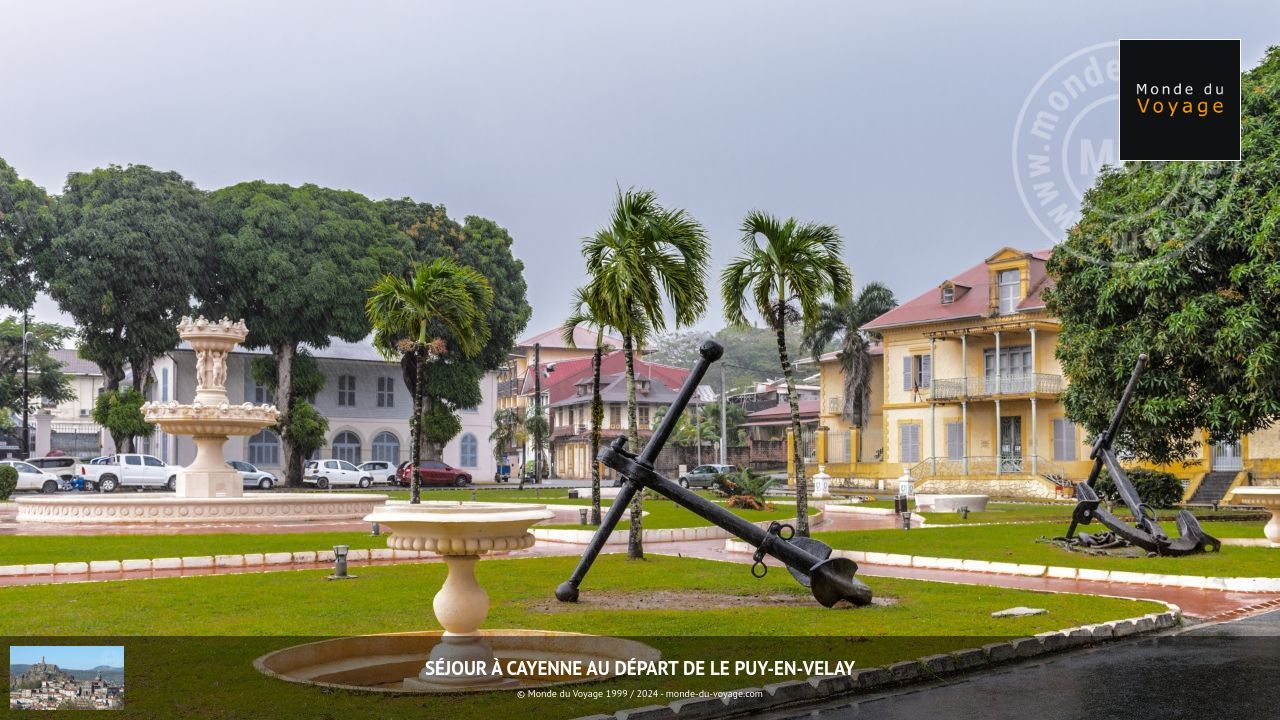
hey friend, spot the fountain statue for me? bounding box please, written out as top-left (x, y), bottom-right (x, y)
top-left (142, 317), bottom-right (280, 498)
top-left (15, 316), bottom-right (387, 524)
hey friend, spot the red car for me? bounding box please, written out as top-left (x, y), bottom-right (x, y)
top-left (397, 460), bottom-right (473, 487)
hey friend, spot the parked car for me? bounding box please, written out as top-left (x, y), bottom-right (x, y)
top-left (0, 459), bottom-right (62, 494)
top-left (358, 460), bottom-right (398, 485)
top-left (23, 456), bottom-right (79, 481)
top-left (304, 459), bottom-right (374, 489)
top-left (678, 463), bottom-right (735, 489)
top-left (79, 454), bottom-right (180, 492)
top-left (397, 460), bottom-right (472, 487)
top-left (227, 460), bottom-right (275, 490)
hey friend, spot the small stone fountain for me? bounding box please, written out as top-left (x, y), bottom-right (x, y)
top-left (1227, 487), bottom-right (1280, 545)
top-left (255, 501), bottom-right (659, 693)
top-left (16, 317), bottom-right (387, 524)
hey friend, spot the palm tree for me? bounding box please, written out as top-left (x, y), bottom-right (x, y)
top-left (722, 211), bottom-right (852, 537)
top-left (582, 187), bottom-right (709, 559)
top-left (366, 258), bottom-right (493, 504)
top-left (489, 407), bottom-right (520, 472)
top-left (562, 286), bottom-right (617, 526)
top-left (802, 282), bottom-right (897, 460)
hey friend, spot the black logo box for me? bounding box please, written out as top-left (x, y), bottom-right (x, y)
top-left (1119, 39), bottom-right (1240, 161)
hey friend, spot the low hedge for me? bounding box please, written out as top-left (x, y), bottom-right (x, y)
top-left (0, 464), bottom-right (17, 501)
top-left (1094, 467), bottom-right (1183, 508)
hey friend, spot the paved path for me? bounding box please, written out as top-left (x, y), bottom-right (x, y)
top-left (763, 609), bottom-right (1280, 720)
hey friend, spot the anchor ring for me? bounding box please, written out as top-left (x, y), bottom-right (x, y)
top-left (751, 561), bottom-right (768, 578)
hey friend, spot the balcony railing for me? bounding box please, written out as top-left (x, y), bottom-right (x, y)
top-left (930, 373), bottom-right (1064, 401)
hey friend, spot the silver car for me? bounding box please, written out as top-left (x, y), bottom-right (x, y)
top-left (678, 464), bottom-right (735, 489)
top-left (227, 460), bottom-right (276, 490)
top-left (358, 460), bottom-right (398, 485)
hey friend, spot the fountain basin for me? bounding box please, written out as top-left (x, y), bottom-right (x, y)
top-left (255, 630), bottom-right (661, 694)
top-left (15, 492), bottom-right (388, 524)
top-left (1227, 487), bottom-right (1280, 545)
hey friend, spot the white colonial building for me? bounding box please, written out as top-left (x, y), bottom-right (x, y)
top-left (46, 339), bottom-right (499, 482)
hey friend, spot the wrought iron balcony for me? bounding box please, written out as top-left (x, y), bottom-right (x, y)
top-left (929, 373), bottom-right (1064, 402)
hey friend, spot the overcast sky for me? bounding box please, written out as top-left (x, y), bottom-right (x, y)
top-left (4, 1), bottom-right (1276, 337)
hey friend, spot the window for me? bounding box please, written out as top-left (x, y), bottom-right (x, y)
top-left (941, 286), bottom-right (954, 304)
top-left (371, 431), bottom-right (400, 464)
top-left (460, 433), bottom-right (478, 468)
top-left (143, 456), bottom-right (164, 467)
top-left (125, 456), bottom-right (142, 466)
top-left (338, 460), bottom-right (358, 472)
top-left (161, 368), bottom-right (170, 402)
top-left (610, 405), bottom-right (622, 428)
top-left (638, 406), bottom-right (650, 428)
top-left (376, 377), bottom-right (395, 408)
top-left (946, 422), bottom-right (964, 460)
top-left (248, 429), bottom-right (281, 466)
top-left (899, 424), bottom-right (922, 463)
top-left (997, 269), bottom-right (1021, 314)
top-left (337, 375), bottom-right (356, 407)
top-left (1053, 418), bottom-right (1078, 461)
top-left (332, 431), bottom-right (362, 464)
top-left (901, 354), bottom-right (931, 391)
top-left (252, 381), bottom-right (270, 405)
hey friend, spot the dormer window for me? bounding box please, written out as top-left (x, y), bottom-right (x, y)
top-left (941, 286), bottom-right (954, 304)
top-left (997, 269), bottom-right (1021, 314)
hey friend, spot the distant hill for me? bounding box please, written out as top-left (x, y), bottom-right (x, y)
top-left (9, 664), bottom-right (124, 683)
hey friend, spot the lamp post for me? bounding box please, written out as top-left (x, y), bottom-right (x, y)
top-left (21, 311), bottom-right (32, 459)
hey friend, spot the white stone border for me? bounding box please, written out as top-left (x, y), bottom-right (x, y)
top-left (579, 604), bottom-right (1182, 720)
top-left (533, 510), bottom-right (825, 546)
top-left (0, 547), bottom-right (432, 579)
top-left (723, 540), bottom-right (1280, 592)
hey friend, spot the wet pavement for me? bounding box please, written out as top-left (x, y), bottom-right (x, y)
top-left (765, 609), bottom-right (1280, 720)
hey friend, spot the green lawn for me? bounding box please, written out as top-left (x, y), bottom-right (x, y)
top-left (0, 531), bottom-right (386, 565)
top-left (541, 498), bottom-right (799, 530)
top-left (853, 500), bottom-right (1266, 526)
top-left (817, 521), bottom-right (1277, 577)
top-left (0, 554), bottom-right (1164, 719)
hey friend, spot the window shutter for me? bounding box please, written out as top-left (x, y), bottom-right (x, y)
top-left (920, 355), bottom-right (932, 388)
top-left (902, 356), bottom-right (913, 390)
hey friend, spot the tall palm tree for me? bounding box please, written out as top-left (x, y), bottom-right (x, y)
top-left (722, 211), bottom-right (852, 537)
top-left (802, 282), bottom-right (897, 460)
top-left (582, 187), bottom-right (709, 559)
top-left (367, 258), bottom-right (493, 504)
top-left (562, 286), bottom-right (618, 526)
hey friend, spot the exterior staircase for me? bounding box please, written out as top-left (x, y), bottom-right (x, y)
top-left (1187, 471), bottom-right (1240, 505)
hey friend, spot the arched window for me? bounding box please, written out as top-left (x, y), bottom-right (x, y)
top-left (248, 429), bottom-right (281, 467)
top-left (371, 431), bottom-right (400, 464)
top-left (332, 431), bottom-right (362, 464)
top-left (460, 433), bottom-right (478, 468)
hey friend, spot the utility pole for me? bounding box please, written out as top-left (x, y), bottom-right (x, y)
top-left (719, 362), bottom-right (727, 465)
top-left (694, 397), bottom-right (702, 466)
top-left (21, 311), bottom-right (31, 459)
top-left (533, 342), bottom-right (542, 484)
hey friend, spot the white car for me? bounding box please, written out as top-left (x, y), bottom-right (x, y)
top-left (358, 460), bottom-right (398, 485)
top-left (303, 459), bottom-right (373, 489)
top-left (79, 454), bottom-right (181, 492)
top-left (1, 460), bottom-right (62, 494)
top-left (227, 460), bottom-right (276, 490)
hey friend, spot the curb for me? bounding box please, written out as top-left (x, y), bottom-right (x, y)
top-left (722, 540), bottom-right (1280, 592)
top-left (578, 606), bottom-right (1181, 720)
top-left (0, 547), bottom-right (432, 579)
top-left (535, 510), bottom-right (825, 546)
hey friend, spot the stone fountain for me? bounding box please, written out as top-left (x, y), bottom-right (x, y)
top-left (1226, 487), bottom-right (1280, 546)
top-left (255, 501), bottom-right (659, 693)
top-left (15, 317), bottom-right (387, 525)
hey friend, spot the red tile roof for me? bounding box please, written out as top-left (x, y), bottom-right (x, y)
top-left (743, 399), bottom-right (820, 425)
top-left (517, 325), bottom-right (624, 350)
top-left (520, 349), bottom-right (690, 405)
top-left (862, 247), bottom-right (1053, 331)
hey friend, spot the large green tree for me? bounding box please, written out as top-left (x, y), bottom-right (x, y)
top-left (201, 182), bottom-right (411, 485)
top-left (366, 258), bottom-right (492, 503)
top-left (379, 200), bottom-right (530, 461)
top-left (722, 211), bottom-right (852, 537)
top-left (582, 187), bottom-right (708, 559)
top-left (0, 317), bottom-right (73, 431)
top-left (250, 352), bottom-right (329, 464)
top-left (1047, 48), bottom-right (1280, 465)
top-left (802, 281), bottom-right (897, 458)
top-left (0, 158), bottom-right (55, 312)
top-left (41, 165), bottom-right (209, 405)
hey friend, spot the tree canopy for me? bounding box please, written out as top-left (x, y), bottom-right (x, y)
top-left (0, 157), bottom-right (55, 312)
top-left (41, 164), bottom-right (209, 390)
top-left (0, 317), bottom-right (73, 428)
top-left (1046, 47), bottom-right (1280, 464)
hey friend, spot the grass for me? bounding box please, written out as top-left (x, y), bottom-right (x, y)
top-left (817, 521), bottom-right (1277, 577)
top-left (854, 500), bottom-right (1267, 526)
top-left (0, 554), bottom-right (1164, 719)
top-left (0, 531), bottom-right (387, 565)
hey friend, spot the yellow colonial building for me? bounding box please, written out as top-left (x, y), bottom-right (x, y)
top-left (810, 246), bottom-right (1280, 501)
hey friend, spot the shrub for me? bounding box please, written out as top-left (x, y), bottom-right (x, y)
top-left (0, 464), bottom-right (17, 501)
top-left (713, 468), bottom-right (776, 511)
top-left (1094, 467), bottom-right (1183, 508)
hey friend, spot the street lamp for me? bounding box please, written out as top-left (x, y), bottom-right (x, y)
top-left (21, 312), bottom-right (33, 459)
